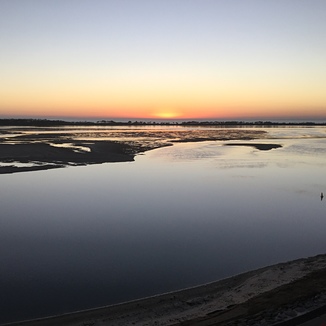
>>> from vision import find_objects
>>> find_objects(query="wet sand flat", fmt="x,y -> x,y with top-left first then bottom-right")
0,127 -> 269,174
0,141 -> 136,174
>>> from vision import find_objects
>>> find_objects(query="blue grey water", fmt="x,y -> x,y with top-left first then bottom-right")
0,127 -> 325,323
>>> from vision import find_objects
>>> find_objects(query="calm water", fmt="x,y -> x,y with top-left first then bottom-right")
1,127 -> 325,323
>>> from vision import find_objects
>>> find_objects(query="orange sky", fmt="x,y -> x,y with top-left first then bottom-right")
1,76 -> 325,120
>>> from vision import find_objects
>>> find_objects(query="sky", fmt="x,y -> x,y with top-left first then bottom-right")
0,0 -> 326,121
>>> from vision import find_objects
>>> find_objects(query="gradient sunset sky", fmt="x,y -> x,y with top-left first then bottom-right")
1,0 -> 326,120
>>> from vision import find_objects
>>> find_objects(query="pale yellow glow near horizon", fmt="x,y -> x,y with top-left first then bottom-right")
152,110 -> 181,119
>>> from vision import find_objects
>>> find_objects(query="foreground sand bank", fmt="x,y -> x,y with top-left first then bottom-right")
6,254 -> 326,326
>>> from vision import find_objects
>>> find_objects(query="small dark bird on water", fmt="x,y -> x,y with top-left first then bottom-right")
321,192 -> 324,201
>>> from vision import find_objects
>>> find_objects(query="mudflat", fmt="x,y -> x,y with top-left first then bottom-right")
0,127 -> 271,174
0,141 -> 136,174
224,143 -> 282,150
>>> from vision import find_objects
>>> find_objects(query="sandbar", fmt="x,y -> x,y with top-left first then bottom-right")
224,143 -> 282,151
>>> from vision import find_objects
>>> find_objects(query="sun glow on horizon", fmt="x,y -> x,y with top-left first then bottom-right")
152,109 -> 182,119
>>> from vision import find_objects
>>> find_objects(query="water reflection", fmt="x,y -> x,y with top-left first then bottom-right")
0,132 -> 326,323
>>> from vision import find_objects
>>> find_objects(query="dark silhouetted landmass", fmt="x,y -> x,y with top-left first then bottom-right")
0,118 -> 325,127
224,143 -> 282,150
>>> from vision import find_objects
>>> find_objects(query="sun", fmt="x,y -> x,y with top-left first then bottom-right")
152,108 -> 181,119
155,112 -> 178,119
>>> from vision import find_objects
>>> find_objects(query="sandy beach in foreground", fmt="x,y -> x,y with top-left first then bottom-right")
5,254 -> 326,326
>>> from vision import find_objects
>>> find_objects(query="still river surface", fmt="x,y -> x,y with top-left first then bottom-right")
0,126 -> 326,323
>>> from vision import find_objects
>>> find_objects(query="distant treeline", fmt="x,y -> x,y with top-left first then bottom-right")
0,119 -> 93,126
0,118 -> 325,127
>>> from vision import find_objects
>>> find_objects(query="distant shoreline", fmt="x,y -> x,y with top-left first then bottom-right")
1,118 -> 326,127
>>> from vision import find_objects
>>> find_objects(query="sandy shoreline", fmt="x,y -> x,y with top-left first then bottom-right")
5,254 -> 326,326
